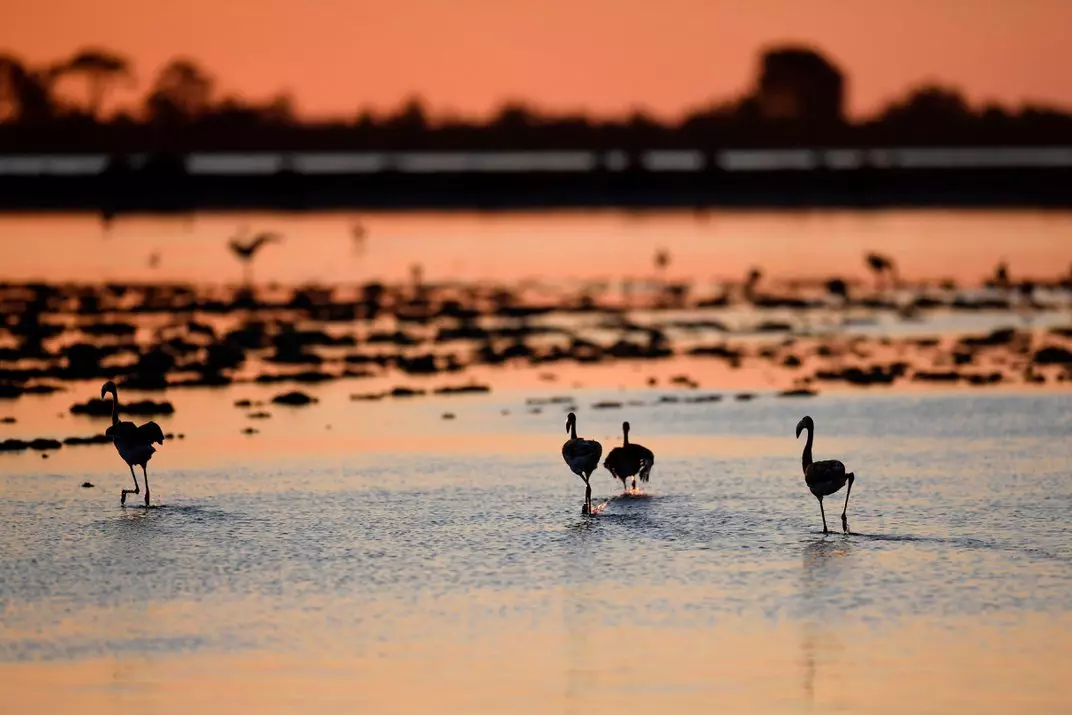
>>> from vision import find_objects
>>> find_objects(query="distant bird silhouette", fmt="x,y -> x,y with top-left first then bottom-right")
991,261 -> 1010,290
743,267 -> 763,303
795,415 -> 855,533
654,248 -> 670,272
603,420 -> 654,493
825,278 -> 849,303
562,412 -> 602,515
865,252 -> 898,290
228,227 -> 283,284
101,381 -> 165,506
351,220 -> 367,254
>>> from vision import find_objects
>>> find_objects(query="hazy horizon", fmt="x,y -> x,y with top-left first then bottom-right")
4,0 -> 1072,121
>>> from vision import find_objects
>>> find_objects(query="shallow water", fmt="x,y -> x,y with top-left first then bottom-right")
2,387 -> 1071,713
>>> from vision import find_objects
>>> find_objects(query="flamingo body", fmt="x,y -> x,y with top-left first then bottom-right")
101,381 -> 165,506
796,415 -> 855,533
603,421 -> 654,491
563,412 -> 602,514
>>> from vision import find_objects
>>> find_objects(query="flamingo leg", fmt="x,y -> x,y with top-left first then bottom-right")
121,464 -> 140,506
142,465 -> 151,507
841,474 -> 855,533
817,495 -> 828,534
631,477 -> 637,490
583,479 -> 592,515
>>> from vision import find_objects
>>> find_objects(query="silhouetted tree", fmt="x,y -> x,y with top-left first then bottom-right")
388,96 -> 429,133
57,48 -> 132,118
755,46 -> 844,125
879,85 -> 972,126
0,54 -> 55,123
145,58 -> 214,123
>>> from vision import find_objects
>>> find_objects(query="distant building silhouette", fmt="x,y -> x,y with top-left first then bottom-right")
755,46 -> 844,124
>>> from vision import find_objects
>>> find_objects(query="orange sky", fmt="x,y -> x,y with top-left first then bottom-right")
3,0 -> 1071,121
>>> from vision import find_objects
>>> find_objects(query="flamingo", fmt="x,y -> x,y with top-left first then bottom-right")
228,226 -> 283,284
795,415 -> 855,533
101,381 -> 165,506
603,421 -> 655,493
865,252 -> 898,290
562,412 -> 602,515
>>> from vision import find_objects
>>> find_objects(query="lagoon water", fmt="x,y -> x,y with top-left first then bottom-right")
2,386 -> 1071,714
2,207 -> 1072,712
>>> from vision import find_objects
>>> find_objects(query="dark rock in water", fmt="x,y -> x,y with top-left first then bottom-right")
248,411 -> 272,419
528,407 -> 543,414
1,416 -> 15,424
965,372 -> 1004,386
41,453 -> 49,459
433,383 -> 491,395
688,344 -> 742,361
952,351 -> 974,366
70,398 -> 175,417
734,393 -> 756,401
779,388 -> 818,397
342,368 -> 376,379
960,327 -> 1017,348
684,394 -> 722,403
525,396 -> 573,406
814,364 -> 905,386
755,321 -> 793,333
669,375 -> 698,388
1034,346 -> 1072,365
783,354 -> 803,368
256,370 -> 335,384
0,439 -> 29,451
441,412 -> 456,420
657,395 -> 681,404
271,391 -> 317,406
350,392 -> 384,401
29,438 -> 62,450
0,383 -> 24,399
592,401 -> 623,409
63,434 -> 112,446
389,387 -> 426,398
63,343 -> 105,378
234,399 -> 252,408
81,321 -> 137,337
177,434 -> 185,439
368,330 -> 421,346
241,427 -> 259,435
81,481 -> 94,488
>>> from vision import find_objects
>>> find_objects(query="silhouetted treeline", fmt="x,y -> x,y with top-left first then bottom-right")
2,45 -> 1071,153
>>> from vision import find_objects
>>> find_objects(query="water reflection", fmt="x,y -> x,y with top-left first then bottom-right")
800,537 -> 852,704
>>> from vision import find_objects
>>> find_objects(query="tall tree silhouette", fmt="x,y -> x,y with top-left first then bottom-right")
145,58 -> 214,123
58,48 -> 132,118
0,54 -> 55,123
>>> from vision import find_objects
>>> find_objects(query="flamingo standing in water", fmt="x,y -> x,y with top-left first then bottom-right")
795,415 -> 855,533
101,381 -> 165,506
603,421 -> 655,493
562,412 -> 602,515
228,227 -> 283,284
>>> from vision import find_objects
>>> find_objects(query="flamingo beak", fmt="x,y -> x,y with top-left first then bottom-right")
795,420 -> 805,438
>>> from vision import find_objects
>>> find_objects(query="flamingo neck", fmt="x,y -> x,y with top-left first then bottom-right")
108,388 -> 119,425
623,428 -> 630,446
801,426 -> 813,473
569,422 -> 577,440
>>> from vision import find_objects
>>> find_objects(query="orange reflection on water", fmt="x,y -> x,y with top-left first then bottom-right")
2,607 -> 1069,715
1,209 -> 1070,285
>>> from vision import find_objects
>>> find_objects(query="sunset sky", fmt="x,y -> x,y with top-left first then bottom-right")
4,0 -> 1071,121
